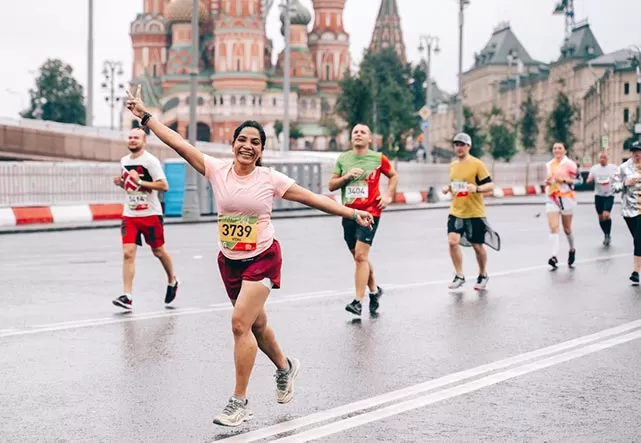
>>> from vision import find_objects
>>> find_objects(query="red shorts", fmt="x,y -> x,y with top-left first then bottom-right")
217,239 -> 282,300
121,215 -> 165,248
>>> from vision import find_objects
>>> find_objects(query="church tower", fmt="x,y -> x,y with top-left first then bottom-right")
308,0 -> 350,96
368,0 -> 406,64
212,0 -> 267,91
130,0 -> 170,79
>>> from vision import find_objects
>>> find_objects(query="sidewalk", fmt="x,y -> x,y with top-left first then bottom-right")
0,192 -> 600,235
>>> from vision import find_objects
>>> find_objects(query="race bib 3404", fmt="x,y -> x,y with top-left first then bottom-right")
346,181 -> 368,200
127,192 -> 149,211
219,215 -> 259,251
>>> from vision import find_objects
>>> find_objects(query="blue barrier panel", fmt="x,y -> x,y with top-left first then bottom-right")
163,159 -> 186,217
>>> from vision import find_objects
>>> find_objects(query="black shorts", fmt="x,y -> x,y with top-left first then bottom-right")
447,215 -> 486,245
342,216 -> 380,250
594,195 -> 614,214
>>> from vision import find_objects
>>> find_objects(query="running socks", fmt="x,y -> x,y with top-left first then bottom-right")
550,233 -> 560,257
600,218 -> 612,235
566,232 -> 575,249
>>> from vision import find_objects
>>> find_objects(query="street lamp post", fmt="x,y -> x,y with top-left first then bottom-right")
280,0 -> 292,152
100,60 -> 125,131
630,45 -> 641,143
418,34 -> 440,163
456,0 -> 470,133
87,0 -> 94,127
182,0 -> 201,220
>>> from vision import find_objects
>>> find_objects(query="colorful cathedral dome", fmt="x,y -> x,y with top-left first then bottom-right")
166,0 -> 208,23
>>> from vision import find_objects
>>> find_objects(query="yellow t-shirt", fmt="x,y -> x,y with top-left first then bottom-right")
449,156 -> 491,218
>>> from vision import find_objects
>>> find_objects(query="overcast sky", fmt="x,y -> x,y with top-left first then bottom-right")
0,0 -> 637,128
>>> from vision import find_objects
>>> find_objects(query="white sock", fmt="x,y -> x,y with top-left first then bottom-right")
550,233 -> 560,257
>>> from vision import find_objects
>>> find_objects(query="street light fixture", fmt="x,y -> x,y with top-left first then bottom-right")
418,34 -> 440,163
456,0 -> 470,133
100,60 -> 125,130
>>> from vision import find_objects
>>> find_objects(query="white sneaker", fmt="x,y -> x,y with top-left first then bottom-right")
275,357 -> 301,404
474,274 -> 489,290
213,397 -> 253,427
449,275 -> 465,289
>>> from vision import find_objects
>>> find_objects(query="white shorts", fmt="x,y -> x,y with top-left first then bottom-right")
545,195 -> 577,215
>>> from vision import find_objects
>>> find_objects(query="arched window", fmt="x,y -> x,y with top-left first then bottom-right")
325,65 -> 331,80
231,96 -> 237,105
240,96 -> 246,106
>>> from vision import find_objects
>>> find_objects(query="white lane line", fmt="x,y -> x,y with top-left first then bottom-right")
0,253 -> 630,340
0,329 -> 16,334
272,329 -> 641,442
215,318 -> 641,443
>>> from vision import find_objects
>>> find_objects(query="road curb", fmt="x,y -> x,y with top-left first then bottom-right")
0,195 -> 603,235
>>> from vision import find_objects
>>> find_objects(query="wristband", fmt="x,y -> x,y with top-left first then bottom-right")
352,209 -> 358,220
140,112 -> 151,127
137,179 -> 143,187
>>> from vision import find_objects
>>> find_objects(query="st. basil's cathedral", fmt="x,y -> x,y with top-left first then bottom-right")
126,0 -> 353,151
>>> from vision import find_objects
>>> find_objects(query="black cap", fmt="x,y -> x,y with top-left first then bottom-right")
630,140 -> 641,151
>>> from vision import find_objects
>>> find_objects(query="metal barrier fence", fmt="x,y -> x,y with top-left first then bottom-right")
0,159 -> 549,209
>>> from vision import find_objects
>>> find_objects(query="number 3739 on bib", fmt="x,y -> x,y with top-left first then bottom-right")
218,215 -> 259,251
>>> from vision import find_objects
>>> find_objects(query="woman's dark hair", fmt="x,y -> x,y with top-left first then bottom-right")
232,120 -> 266,166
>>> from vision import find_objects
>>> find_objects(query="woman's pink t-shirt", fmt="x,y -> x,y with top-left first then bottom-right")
203,154 -> 295,260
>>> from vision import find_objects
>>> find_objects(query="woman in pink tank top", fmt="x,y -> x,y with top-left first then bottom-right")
125,85 -> 373,427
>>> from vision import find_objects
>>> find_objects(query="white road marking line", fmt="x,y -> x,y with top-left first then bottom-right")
0,253 -> 630,340
272,329 -> 641,442
0,329 -> 15,334
215,318 -> 641,443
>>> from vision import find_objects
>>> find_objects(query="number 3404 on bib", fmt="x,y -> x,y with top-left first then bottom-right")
219,215 -> 259,251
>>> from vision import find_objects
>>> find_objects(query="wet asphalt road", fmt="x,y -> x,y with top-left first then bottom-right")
2,203 -> 641,442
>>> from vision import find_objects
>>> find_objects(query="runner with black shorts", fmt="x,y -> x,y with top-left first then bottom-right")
112,128 -> 179,309
586,151 -> 617,245
329,123 -> 398,316
442,133 -> 500,290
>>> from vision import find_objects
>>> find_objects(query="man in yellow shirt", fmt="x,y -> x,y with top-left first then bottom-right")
442,133 -> 500,290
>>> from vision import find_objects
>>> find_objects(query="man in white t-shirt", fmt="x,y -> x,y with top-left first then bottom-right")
112,128 -> 179,309
587,151 -> 618,246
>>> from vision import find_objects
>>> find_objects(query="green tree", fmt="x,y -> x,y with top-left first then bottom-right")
463,106 -> 485,158
486,107 -> 516,162
519,92 -> 540,185
336,48 -> 417,151
409,64 -> 427,112
520,92 -> 540,152
273,120 -> 283,139
335,70 -> 370,129
21,58 -> 86,125
545,91 -> 578,152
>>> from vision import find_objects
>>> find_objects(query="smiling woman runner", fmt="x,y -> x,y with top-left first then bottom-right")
125,85 -> 374,427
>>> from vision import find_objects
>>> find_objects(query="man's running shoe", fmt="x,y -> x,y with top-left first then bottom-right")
548,256 -> 558,269
345,299 -> 362,316
275,357 -> 300,404
603,235 -> 611,246
568,249 -> 576,267
630,271 -> 639,286
112,294 -> 132,310
369,286 -> 383,314
449,275 -> 465,289
474,275 -> 489,290
213,397 -> 253,427
165,278 -> 179,304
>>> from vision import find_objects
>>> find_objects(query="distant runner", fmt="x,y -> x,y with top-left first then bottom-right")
442,133 -> 500,290
586,151 -> 617,246
544,142 -> 579,269
611,141 -> 641,285
329,123 -> 398,316
112,128 -> 178,309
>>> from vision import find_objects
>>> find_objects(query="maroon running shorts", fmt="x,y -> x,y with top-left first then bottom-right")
217,239 -> 283,301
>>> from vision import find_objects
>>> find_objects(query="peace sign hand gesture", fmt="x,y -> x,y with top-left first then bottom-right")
125,84 -> 147,119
